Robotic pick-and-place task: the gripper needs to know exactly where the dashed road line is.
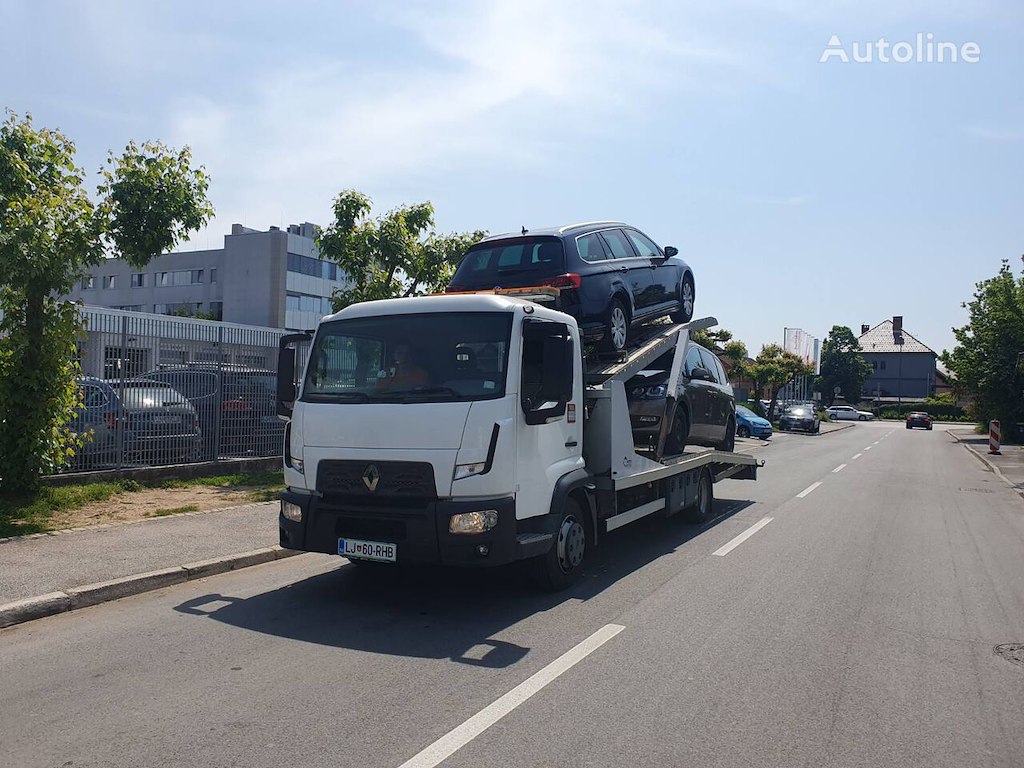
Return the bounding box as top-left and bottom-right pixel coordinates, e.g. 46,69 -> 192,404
397,624 -> 626,768
712,517 -> 774,557
796,481 -> 822,498
852,453 -> 863,460
832,464 -> 847,473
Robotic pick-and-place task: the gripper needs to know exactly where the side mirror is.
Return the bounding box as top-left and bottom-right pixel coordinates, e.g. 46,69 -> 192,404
664,245 -> 679,258
690,367 -> 713,382
277,332 -> 311,418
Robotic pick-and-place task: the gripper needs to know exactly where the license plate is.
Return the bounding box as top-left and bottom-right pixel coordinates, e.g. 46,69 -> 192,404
338,538 -> 397,562
152,415 -> 179,425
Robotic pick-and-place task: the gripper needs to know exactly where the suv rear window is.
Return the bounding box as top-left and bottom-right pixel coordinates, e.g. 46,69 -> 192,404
453,237 -> 565,285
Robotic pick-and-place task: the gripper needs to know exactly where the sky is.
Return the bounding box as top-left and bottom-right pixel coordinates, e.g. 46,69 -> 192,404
2,0 -> 1022,356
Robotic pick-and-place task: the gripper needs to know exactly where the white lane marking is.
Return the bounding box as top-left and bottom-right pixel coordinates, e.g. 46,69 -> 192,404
832,464 -> 847,473
796,481 -> 822,498
712,517 -> 774,557
852,453 -> 862,460
397,624 -> 626,768
863,446 -> 872,451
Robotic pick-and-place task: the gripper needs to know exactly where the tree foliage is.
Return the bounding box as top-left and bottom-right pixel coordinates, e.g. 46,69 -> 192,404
749,343 -> 814,418
0,112 -> 212,492
941,259 -> 1024,434
816,325 -> 873,406
317,190 -> 486,311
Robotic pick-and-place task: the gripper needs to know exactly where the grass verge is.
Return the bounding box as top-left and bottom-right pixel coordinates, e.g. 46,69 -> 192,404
0,470 -> 284,538
151,504 -> 200,517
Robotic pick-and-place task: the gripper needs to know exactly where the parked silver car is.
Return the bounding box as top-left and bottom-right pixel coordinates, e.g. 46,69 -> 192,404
70,378 -> 202,469
825,405 -> 874,421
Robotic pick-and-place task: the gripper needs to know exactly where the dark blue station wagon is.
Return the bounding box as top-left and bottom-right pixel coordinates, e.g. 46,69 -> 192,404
447,222 -> 695,351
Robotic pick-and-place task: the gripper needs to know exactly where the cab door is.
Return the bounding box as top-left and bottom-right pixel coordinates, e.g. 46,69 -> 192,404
515,319 -> 584,520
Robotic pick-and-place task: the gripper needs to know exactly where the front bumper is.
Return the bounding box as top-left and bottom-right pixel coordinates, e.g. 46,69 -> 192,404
780,419 -> 815,432
279,489 -> 523,567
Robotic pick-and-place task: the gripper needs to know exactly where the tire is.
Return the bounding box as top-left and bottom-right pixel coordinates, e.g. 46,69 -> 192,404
688,468 -> 714,524
737,425 -> 750,439
859,415 -> 867,421
601,299 -> 630,352
665,408 -> 690,455
927,425 -> 933,431
533,498 -> 587,591
906,423 -> 911,429
670,274 -> 695,324
718,417 -> 736,452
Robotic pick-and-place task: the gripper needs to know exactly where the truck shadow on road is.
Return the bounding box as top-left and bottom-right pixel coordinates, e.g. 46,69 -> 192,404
173,497 -> 754,668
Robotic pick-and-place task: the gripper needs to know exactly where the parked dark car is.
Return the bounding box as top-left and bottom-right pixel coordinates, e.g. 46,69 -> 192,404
780,405 -> 820,434
71,378 -> 201,469
137,364 -> 284,459
447,222 -> 695,351
906,411 -> 933,430
626,342 -> 735,454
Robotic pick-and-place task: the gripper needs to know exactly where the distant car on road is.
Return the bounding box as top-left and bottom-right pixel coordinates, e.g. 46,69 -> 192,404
780,405 -> 821,434
826,405 -> 874,421
906,411 -> 933,430
735,405 -> 773,440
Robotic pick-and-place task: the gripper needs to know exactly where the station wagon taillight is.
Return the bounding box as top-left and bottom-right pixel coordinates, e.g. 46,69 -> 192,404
545,273 -> 582,289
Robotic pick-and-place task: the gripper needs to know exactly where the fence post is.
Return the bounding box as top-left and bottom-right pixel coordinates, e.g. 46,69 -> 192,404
114,314 -> 128,471
989,420 -> 1001,455
214,323 -> 224,459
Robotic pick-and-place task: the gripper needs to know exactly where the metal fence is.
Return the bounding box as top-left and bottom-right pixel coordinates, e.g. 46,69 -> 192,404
64,307 -> 306,473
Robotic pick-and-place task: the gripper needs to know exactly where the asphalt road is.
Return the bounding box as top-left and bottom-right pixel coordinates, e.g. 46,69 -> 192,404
3,422 -> 1023,768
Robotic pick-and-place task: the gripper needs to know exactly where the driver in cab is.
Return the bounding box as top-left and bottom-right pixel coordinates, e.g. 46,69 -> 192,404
375,343 -> 430,391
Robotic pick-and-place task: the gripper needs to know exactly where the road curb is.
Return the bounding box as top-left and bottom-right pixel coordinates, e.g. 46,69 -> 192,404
0,546 -> 303,630
950,433 -> 1024,499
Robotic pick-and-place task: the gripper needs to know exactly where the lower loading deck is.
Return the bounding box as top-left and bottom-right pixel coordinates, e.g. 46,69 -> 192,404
594,446 -> 760,534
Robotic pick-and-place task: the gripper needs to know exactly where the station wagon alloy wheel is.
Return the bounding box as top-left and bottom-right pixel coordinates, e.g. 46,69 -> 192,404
681,279 -> 694,319
607,302 -> 628,351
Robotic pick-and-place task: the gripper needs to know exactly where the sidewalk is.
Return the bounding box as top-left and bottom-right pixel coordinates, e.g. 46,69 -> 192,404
0,501 -> 302,627
948,428 -> 1024,492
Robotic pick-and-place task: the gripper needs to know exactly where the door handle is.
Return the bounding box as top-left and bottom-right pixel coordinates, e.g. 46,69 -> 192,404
618,266 -> 629,272
565,439 -> 578,447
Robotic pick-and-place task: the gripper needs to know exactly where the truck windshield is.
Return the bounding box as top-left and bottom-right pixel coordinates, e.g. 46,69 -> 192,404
302,312 -> 513,403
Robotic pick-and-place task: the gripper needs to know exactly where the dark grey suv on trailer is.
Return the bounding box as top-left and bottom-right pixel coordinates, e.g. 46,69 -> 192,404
446,222 -> 695,351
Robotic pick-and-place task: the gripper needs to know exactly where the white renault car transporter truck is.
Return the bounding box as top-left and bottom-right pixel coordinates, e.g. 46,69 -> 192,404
276,293 -> 758,589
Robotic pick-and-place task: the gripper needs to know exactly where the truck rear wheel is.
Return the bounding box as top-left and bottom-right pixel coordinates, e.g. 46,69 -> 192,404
688,468 -> 714,524
533,498 -> 587,591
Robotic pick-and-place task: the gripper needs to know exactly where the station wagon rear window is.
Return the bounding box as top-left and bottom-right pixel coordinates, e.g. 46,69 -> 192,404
454,237 -> 565,283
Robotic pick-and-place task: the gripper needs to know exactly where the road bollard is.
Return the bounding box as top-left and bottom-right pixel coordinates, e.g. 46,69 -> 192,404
989,420 -> 1001,455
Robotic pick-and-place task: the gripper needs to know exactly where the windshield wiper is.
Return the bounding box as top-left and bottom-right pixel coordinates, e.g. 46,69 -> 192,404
306,391 -> 370,403
377,386 -> 463,401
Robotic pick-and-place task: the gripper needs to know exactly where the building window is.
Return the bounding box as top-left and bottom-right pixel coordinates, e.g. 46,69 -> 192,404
210,268 -> 217,284
115,305 -> 144,312
872,361 -> 877,370
103,275 -> 117,289
209,301 -> 223,320
287,252 -> 334,278
156,272 -> 169,287
880,360 -> 887,370
155,302 -> 203,316
81,276 -> 94,290
131,273 -> 146,288
155,269 -> 204,287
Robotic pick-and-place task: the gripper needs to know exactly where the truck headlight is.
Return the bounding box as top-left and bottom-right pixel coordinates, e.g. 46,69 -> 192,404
291,458 -> 304,474
449,510 -> 498,534
453,461 -> 487,481
282,500 -> 303,522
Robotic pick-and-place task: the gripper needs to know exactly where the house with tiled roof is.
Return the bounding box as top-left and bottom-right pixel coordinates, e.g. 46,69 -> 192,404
857,316 -> 937,400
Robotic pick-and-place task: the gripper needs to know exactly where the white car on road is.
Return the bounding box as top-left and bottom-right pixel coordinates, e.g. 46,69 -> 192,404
826,405 -> 875,421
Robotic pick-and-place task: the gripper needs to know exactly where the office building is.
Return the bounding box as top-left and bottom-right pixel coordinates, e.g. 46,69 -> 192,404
64,222 -> 347,330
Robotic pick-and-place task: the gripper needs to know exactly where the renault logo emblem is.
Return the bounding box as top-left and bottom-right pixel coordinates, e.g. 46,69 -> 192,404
362,464 -> 380,492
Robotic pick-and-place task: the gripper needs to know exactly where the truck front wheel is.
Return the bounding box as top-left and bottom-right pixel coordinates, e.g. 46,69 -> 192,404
534,498 -> 587,591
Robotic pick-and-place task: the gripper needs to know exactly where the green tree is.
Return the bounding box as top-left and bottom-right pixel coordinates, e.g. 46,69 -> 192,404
749,343 -> 814,418
816,325 -> 873,406
0,112 -> 212,492
317,189 -> 486,311
941,259 -> 1024,435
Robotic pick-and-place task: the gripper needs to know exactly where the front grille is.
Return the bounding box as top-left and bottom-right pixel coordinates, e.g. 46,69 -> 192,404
333,516 -> 408,542
317,460 -> 437,499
